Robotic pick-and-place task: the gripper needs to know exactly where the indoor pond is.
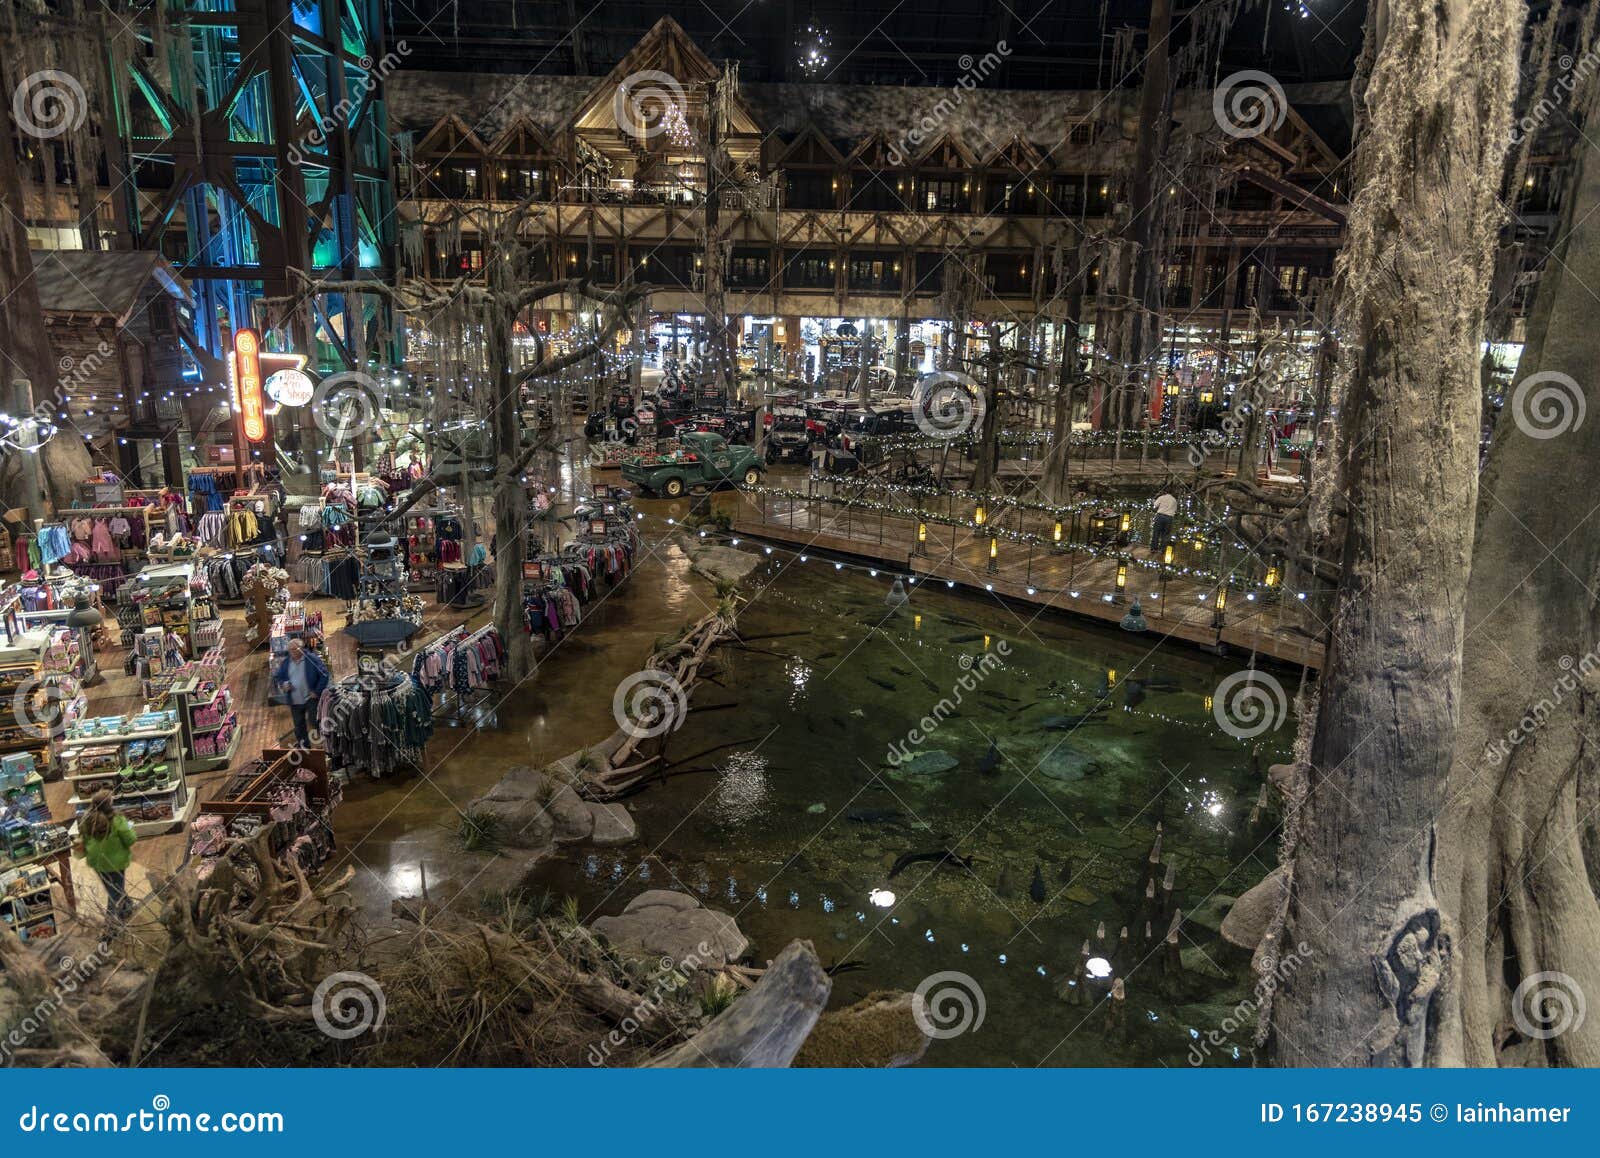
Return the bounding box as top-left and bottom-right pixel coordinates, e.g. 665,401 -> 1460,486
526,556 -> 1299,1067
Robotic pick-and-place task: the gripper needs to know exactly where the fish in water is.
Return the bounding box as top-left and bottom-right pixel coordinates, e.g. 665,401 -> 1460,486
888,848 -> 976,879
823,959 -> 869,976
950,633 -> 985,643
1057,858 -> 1075,883
1030,863 -> 1046,903
890,665 -> 914,677
977,742 -> 1001,776
849,708 -> 866,718
997,865 -> 1014,897
816,651 -> 839,660
1125,680 -> 1147,708
978,689 -> 1018,703
1043,712 -> 1109,730
847,807 -> 903,823
1142,679 -> 1181,692
867,676 -> 898,692
920,677 -> 940,694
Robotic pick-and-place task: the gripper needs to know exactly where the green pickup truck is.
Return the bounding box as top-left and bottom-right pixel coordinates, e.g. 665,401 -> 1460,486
621,431 -> 766,497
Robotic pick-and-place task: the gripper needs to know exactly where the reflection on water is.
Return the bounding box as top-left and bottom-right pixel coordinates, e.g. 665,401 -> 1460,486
528,556 -> 1297,1067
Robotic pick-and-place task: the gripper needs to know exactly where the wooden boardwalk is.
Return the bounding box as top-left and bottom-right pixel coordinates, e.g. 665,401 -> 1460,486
729,494 -> 1326,669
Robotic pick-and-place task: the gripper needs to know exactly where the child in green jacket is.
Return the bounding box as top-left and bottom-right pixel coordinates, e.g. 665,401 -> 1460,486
81,790 -> 136,920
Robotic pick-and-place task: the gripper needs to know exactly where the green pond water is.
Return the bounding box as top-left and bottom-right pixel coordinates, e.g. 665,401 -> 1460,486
527,556 -> 1297,1067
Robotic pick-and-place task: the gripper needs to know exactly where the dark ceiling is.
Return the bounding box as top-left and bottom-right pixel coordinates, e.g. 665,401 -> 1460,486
385,0 -> 1369,89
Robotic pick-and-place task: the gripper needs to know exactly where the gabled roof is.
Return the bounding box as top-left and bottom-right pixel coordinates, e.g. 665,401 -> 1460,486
568,16 -> 759,137
28,250 -> 192,323
415,114 -> 490,157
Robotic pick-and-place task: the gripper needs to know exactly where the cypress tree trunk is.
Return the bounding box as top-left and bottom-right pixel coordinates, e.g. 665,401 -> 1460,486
1268,0 -> 1523,1066
1432,78 -> 1600,1068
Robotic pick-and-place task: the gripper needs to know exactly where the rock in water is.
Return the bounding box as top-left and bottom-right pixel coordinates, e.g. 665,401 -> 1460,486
1029,863 -> 1046,903
592,889 -> 749,966
1037,746 -> 1101,782
885,579 -> 909,609
890,750 -> 959,778
1220,866 -> 1285,950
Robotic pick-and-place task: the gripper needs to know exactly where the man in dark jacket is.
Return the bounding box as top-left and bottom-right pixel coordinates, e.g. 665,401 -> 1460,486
273,638 -> 330,747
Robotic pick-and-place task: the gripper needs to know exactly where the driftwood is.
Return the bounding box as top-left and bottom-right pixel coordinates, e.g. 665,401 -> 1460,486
157,832 -> 359,1022
583,608 -> 742,800
649,940 -> 831,1067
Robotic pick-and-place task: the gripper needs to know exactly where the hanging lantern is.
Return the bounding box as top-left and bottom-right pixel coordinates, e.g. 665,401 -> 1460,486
1265,565 -> 1280,587
1215,587 -> 1228,613
1163,544 -> 1174,565
1116,563 -> 1128,593
975,504 -> 986,525
1107,668 -> 1117,687
1053,520 -> 1063,543
989,538 -> 998,559
1119,513 -> 1131,533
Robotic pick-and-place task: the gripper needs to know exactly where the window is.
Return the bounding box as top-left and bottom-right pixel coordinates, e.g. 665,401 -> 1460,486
571,247 -> 617,284
783,170 -> 836,210
1162,257 -> 1193,308
499,165 -> 547,201
986,254 -> 1032,296
1052,175 -> 1084,214
847,170 -> 909,211
728,248 -> 771,289
1085,176 -> 1114,215
784,249 -> 835,290
1068,121 -> 1096,145
912,251 -> 947,294
423,161 -> 481,200
847,252 -> 902,293
630,247 -> 696,288
919,176 -> 965,213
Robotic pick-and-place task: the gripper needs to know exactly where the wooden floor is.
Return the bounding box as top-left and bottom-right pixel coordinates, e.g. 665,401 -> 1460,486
43,579 -> 493,922
730,496 -> 1326,669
